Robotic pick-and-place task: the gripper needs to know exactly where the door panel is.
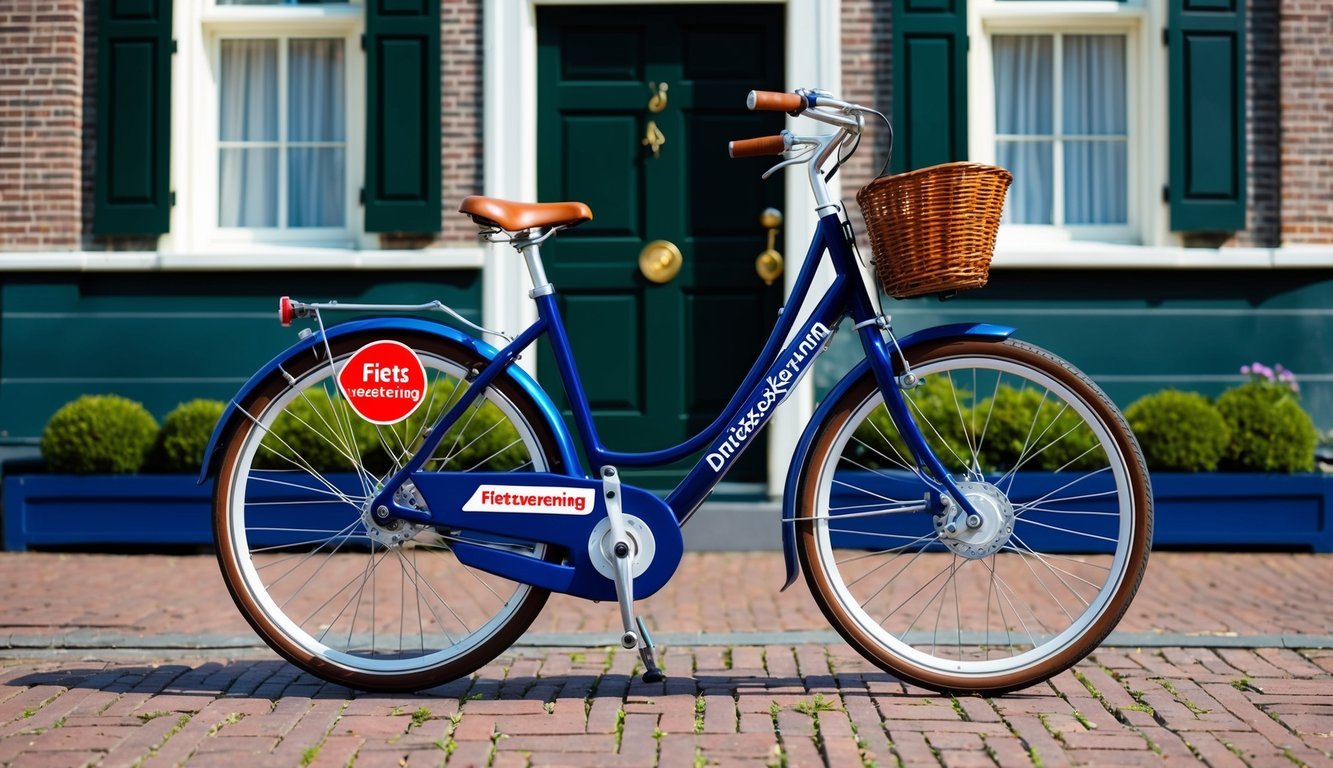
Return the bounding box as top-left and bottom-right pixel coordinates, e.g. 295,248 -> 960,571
561,116 -> 643,238
537,5 -> 785,489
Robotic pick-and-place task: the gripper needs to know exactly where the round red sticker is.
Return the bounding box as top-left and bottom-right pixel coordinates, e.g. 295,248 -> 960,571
336,341 -> 428,425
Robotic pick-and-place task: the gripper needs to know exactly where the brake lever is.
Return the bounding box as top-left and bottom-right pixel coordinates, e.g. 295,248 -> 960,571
761,142 -> 818,180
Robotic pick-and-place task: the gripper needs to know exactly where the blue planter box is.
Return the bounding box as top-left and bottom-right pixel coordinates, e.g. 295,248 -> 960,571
825,470 -> 1333,554
3,474 -> 214,551
2,472 -> 366,551
4,471 -> 1332,552
1147,472 -> 1333,552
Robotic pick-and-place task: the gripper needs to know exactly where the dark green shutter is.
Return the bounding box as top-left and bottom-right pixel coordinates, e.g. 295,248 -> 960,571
892,0 -> 968,173
93,0 -> 172,235
1169,0 -> 1246,231
364,0 -> 441,233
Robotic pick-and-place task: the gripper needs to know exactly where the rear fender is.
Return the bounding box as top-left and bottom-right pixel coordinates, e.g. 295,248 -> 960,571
198,317 -> 580,483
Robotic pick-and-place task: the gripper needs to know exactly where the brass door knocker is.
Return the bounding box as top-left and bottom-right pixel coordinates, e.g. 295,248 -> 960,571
755,208 -> 784,285
647,82 -> 669,113
642,120 -> 666,158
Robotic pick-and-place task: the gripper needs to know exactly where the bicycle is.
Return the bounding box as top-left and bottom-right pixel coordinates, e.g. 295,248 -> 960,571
200,88 -> 1152,695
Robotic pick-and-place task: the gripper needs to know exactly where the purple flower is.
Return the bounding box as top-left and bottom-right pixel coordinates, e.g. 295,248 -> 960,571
1243,360 -> 1301,396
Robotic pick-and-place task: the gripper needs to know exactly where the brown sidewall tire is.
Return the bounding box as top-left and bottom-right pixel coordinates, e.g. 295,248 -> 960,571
214,330 -> 566,692
796,339 -> 1151,695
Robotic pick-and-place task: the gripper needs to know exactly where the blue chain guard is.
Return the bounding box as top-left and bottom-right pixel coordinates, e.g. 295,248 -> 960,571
409,472 -> 683,601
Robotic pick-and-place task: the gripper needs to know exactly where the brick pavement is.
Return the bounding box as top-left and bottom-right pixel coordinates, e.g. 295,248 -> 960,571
0,551 -> 1330,767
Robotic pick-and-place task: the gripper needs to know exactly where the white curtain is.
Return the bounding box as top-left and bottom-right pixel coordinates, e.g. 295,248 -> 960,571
1063,35 -> 1126,225
993,34 -> 1126,226
994,36 -> 1053,225
219,40 -> 278,227
289,39 -> 345,227
219,37 -> 345,228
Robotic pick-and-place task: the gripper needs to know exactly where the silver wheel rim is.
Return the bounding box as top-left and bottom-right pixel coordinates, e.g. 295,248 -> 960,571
811,354 -> 1136,679
224,348 -> 549,678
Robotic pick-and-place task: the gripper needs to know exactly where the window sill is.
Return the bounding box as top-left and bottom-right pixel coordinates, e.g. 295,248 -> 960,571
992,243 -> 1333,269
0,246 -> 485,272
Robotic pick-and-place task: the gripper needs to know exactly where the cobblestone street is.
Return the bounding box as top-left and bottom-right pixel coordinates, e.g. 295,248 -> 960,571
1,551 -> 1331,767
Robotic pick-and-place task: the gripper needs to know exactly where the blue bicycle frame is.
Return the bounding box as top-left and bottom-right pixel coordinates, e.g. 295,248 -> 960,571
363,210 -> 1002,534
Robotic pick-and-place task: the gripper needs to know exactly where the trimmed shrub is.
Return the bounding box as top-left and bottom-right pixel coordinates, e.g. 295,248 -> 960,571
973,385 -> 1104,472
255,389 -> 374,473
152,399 -> 226,472
1216,382 -> 1318,472
1124,390 -> 1229,472
361,381 -> 529,475
851,375 -> 972,471
256,379 -> 528,475
41,394 -> 159,474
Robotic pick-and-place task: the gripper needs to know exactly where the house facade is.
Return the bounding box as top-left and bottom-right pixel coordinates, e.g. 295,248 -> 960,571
0,0 -> 1329,496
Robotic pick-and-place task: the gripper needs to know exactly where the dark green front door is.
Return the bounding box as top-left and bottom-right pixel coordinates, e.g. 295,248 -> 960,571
536,5 -> 786,489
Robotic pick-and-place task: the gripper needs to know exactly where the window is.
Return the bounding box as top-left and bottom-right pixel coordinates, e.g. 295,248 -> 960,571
218,37 -> 346,229
993,34 -> 1128,228
972,1 -> 1154,247
170,0 -> 366,251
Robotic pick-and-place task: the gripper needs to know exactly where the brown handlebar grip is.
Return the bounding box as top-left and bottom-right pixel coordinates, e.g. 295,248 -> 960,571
747,90 -> 805,113
729,135 -> 789,159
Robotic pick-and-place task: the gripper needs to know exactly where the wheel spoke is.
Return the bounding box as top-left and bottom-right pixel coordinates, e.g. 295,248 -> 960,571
800,340 -> 1147,692
217,336 -> 555,689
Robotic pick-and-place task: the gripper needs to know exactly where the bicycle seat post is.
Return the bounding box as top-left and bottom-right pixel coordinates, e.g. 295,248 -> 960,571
515,231 -> 555,298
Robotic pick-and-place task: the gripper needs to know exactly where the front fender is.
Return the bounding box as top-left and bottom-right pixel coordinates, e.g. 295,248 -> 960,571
198,317 -> 580,483
779,323 -> 1015,590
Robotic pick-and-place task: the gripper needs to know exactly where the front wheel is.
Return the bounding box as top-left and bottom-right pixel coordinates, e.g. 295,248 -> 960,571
214,329 -> 565,691
795,339 -> 1151,694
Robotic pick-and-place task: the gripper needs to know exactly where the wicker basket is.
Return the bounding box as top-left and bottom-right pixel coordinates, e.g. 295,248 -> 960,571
856,162 -> 1012,299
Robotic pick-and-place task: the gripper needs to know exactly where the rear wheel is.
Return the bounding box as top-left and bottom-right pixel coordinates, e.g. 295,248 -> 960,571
796,339 -> 1151,694
214,330 -> 564,691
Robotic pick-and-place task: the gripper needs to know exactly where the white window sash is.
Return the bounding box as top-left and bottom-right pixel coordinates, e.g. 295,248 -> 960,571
165,0 -> 369,253
971,0 -> 1154,249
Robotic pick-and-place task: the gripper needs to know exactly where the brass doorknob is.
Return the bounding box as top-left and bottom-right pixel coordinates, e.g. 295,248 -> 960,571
639,239 -> 682,283
755,207 -> 784,285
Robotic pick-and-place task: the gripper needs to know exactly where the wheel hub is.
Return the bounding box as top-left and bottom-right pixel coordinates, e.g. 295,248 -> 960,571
935,481 -> 1015,559
360,481 -> 427,548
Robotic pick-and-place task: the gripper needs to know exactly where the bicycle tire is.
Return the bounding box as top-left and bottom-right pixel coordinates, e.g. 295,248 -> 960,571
795,338 -> 1151,694
214,329 -> 565,691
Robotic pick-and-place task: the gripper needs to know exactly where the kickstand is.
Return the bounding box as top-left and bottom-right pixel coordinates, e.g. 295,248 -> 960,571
636,616 -> 666,683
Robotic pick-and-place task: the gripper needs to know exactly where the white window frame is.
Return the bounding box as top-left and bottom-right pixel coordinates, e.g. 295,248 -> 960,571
167,1 -> 374,254
970,0 -> 1171,257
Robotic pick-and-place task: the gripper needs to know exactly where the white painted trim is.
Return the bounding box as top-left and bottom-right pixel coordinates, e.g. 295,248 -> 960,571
0,247 -> 485,271
992,244 -> 1333,269
484,0 -> 838,498
481,0 -> 539,373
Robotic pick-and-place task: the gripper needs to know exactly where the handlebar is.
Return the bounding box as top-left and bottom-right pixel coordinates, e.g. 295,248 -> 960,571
747,90 -> 806,114
730,88 -> 875,156
730,87 -> 891,209
729,133 -> 793,159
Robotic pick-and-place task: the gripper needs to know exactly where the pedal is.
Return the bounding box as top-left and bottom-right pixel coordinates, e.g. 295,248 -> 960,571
636,615 -> 666,683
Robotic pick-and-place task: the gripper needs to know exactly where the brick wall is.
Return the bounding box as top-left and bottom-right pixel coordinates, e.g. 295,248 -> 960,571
1234,0 -> 1281,248
838,0 -> 891,242
439,0 -> 484,246
1279,0 -> 1333,243
0,0 -> 83,250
